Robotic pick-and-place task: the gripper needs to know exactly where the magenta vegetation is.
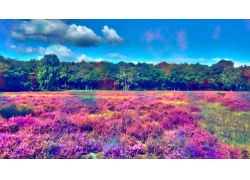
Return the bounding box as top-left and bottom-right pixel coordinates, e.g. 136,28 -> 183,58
0,91 -> 249,159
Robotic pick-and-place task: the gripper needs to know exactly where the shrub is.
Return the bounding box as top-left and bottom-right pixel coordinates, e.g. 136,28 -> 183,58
0,104 -> 34,119
19,106 -> 34,117
0,104 -> 19,119
190,106 -> 202,112
217,92 -> 226,96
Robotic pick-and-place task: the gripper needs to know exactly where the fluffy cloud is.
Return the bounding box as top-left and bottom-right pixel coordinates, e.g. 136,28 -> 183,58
213,26 -> 221,40
102,25 -> 124,45
11,20 -> 102,47
105,53 -> 131,60
65,24 -> 102,47
77,54 -> 87,62
11,31 -> 25,41
77,54 -> 103,62
45,44 -> 76,61
177,30 -> 187,50
37,46 -> 46,54
19,19 -> 67,36
10,44 -> 45,54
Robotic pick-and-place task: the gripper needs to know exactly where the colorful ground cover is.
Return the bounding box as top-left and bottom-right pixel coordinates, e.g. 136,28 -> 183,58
0,91 -> 249,159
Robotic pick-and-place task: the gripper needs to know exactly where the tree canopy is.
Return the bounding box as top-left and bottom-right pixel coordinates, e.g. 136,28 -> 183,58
0,55 -> 250,91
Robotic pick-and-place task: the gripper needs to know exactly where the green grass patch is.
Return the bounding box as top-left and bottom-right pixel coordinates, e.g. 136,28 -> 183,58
78,95 -> 96,99
200,103 -> 250,146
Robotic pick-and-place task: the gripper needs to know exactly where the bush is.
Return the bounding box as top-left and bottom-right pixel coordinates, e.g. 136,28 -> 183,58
190,106 -> 202,112
0,104 -> 34,119
19,106 -> 34,117
217,92 -> 226,96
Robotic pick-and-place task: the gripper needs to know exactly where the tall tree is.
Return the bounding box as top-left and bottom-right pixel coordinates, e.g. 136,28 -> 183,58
37,54 -> 60,91
220,66 -> 244,91
60,67 -> 69,90
0,62 -> 10,90
117,66 -> 137,91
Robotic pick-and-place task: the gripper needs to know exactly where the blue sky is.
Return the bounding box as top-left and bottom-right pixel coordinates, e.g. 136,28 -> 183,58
0,19 -> 250,66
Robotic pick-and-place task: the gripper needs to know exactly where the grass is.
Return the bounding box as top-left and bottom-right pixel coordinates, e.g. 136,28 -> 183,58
200,103 -> 250,147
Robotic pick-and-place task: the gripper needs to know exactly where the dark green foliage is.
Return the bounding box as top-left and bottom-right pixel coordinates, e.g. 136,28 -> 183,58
0,104 -> 34,119
40,54 -> 60,67
38,55 -> 60,91
220,66 -> 244,91
1,55 -> 250,91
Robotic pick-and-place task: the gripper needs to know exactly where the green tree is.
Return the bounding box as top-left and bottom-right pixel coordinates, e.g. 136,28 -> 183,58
37,55 -> 60,91
60,67 -> 69,90
0,62 -> 10,90
117,66 -> 137,91
220,66 -> 243,91
170,64 -> 181,90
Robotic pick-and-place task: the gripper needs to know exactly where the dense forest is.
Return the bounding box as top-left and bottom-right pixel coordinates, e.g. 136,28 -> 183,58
1,54 -> 250,91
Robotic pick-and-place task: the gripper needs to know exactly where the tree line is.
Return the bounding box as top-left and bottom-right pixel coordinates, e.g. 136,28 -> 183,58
1,54 -> 250,91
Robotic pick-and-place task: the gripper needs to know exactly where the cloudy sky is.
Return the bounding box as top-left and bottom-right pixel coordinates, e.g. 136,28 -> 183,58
0,19 -> 250,66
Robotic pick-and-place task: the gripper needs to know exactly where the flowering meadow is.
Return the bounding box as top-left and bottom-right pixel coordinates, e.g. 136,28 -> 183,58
0,91 -> 249,159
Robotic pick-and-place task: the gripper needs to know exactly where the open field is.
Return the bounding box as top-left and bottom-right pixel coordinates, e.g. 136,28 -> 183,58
0,91 -> 250,159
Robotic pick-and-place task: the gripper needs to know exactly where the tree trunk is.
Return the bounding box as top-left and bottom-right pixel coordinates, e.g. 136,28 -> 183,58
65,82 -> 67,90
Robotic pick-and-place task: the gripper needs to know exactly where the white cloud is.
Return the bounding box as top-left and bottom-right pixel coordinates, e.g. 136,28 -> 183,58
65,24 -> 102,47
12,20 -> 102,47
37,56 -> 43,60
77,54 -> 103,62
45,44 -> 76,61
37,46 -> 46,54
10,45 -> 16,49
105,53 -> 131,60
9,44 -> 45,54
102,25 -> 124,45
77,54 -> 87,62
95,58 -> 104,62
25,47 -> 35,53
19,19 -> 67,36
231,60 -> 250,67
11,31 -> 25,41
